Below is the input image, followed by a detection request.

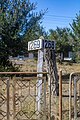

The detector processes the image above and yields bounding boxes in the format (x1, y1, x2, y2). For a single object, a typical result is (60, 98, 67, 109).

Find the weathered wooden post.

(37, 49, 43, 114)
(44, 41, 58, 95)
(28, 39, 44, 119)
(28, 38, 58, 119)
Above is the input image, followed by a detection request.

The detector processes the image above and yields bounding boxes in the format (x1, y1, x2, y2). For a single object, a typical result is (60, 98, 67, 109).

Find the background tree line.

(48, 12, 80, 62)
(0, 0, 80, 71)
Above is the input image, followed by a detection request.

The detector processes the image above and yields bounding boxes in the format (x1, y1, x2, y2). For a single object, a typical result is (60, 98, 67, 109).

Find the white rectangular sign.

(28, 39, 43, 51)
(28, 39, 55, 51)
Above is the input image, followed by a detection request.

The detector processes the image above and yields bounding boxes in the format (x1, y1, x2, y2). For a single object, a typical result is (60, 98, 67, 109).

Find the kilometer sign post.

(28, 39, 55, 119)
(28, 39, 55, 51)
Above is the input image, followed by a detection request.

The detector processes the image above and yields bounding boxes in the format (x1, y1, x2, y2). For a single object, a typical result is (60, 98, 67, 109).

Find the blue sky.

(31, 0, 80, 31)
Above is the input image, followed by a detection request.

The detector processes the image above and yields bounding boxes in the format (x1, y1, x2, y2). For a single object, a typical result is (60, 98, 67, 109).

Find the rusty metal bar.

(0, 78, 1, 93)
(44, 77, 47, 120)
(13, 77, 16, 120)
(69, 73, 72, 120)
(79, 84, 80, 112)
(7, 78, 10, 120)
(49, 76, 51, 120)
(59, 70, 62, 120)
(0, 72, 48, 75)
(74, 77, 77, 120)
(69, 72, 80, 120)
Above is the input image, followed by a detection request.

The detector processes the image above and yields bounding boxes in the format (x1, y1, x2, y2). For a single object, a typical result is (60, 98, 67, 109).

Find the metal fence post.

(7, 78, 10, 120)
(79, 84, 80, 112)
(69, 73, 73, 120)
(59, 70, 62, 120)
(74, 77, 77, 120)
(69, 72, 80, 120)
(13, 77, 16, 120)
(44, 77, 47, 120)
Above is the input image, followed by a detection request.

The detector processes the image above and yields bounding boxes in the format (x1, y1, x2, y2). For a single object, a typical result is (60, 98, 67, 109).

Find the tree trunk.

(44, 48, 59, 96)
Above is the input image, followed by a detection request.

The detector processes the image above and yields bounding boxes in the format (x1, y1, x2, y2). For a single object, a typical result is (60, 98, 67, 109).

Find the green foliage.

(49, 12, 80, 61)
(70, 12, 80, 52)
(48, 27, 72, 53)
(24, 25, 48, 41)
(48, 12, 80, 62)
(23, 24, 48, 52)
(0, 0, 45, 71)
(69, 12, 80, 62)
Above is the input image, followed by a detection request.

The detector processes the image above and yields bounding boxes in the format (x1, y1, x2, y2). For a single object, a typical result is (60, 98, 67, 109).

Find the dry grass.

(57, 62, 80, 74)
(15, 59, 80, 74)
